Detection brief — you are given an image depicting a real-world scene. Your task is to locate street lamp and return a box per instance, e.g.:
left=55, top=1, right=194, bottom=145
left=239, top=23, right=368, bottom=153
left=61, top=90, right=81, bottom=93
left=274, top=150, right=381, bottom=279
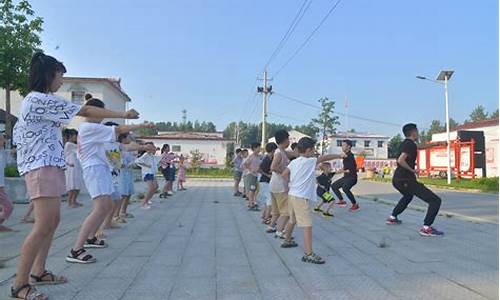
left=417, top=70, right=454, bottom=185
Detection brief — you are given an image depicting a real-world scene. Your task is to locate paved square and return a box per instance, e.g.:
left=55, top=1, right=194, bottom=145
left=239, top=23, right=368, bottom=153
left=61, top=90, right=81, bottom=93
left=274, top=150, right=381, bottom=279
left=0, top=180, right=498, bottom=299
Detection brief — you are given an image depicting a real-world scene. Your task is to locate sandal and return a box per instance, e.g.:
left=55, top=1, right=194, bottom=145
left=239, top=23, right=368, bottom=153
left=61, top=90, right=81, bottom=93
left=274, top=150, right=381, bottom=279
left=65, top=248, right=96, bottom=264
left=302, top=252, right=325, bottom=264
left=30, top=270, right=67, bottom=285
left=11, top=283, right=47, bottom=300
left=281, top=240, right=298, bottom=248
left=84, top=237, right=108, bottom=248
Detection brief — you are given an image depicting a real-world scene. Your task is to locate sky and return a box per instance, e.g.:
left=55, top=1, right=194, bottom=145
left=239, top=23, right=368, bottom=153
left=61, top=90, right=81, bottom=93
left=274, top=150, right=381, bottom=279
left=32, top=0, right=498, bottom=137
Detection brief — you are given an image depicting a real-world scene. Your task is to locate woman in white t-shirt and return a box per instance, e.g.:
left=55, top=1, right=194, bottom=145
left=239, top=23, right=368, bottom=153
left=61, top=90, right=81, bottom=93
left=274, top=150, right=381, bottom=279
left=10, top=52, right=141, bottom=300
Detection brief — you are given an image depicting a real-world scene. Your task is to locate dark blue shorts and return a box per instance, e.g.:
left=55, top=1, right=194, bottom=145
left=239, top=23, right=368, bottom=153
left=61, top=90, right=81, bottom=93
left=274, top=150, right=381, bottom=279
left=162, top=167, right=176, bottom=181
left=143, top=174, right=155, bottom=182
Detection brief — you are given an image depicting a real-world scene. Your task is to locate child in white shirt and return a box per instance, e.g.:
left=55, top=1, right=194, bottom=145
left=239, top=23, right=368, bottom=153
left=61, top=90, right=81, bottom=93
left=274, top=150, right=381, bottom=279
left=66, top=98, right=154, bottom=264
left=282, top=137, right=344, bottom=264
left=135, top=142, right=160, bottom=209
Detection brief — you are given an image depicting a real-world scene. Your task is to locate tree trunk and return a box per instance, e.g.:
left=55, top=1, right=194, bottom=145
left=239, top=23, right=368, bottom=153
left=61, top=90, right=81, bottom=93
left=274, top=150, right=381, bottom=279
left=5, top=85, right=11, bottom=142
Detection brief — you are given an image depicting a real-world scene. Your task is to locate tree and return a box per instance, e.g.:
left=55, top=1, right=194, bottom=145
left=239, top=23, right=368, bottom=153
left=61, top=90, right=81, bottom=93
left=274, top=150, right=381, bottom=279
left=310, top=97, right=340, bottom=154
left=490, top=109, right=499, bottom=119
left=189, top=149, right=203, bottom=169
left=388, top=134, right=403, bottom=158
left=467, top=105, right=488, bottom=123
left=0, top=0, right=43, bottom=138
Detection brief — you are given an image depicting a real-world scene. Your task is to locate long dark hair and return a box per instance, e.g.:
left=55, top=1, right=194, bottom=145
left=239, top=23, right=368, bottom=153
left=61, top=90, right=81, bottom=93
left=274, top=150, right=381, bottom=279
left=28, top=52, right=66, bottom=93
left=161, top=144, right=170, bottom=154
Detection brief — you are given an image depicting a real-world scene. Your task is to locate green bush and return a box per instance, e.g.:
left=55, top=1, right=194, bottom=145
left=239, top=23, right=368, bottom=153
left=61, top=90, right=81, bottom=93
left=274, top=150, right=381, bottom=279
left=186, top=167, right=232, bottom=178
left=4, top=165, right=20, bottom=177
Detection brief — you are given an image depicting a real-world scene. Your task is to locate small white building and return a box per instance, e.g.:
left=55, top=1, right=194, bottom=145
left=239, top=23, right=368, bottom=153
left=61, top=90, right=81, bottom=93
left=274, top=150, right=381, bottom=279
left=139, top=132, right=234, bottom=168
left=327, top=132, right=389, bottom=159
left=432, top=118, right=499, bottom=177
left=0, top=76, right=131, bottom=130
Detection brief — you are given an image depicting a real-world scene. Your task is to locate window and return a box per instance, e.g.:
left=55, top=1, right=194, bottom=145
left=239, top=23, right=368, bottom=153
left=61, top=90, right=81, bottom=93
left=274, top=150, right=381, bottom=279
left=378, top=141, right=384, bottom=148
left=364, top=140, right=371, bottom=148
left=172, top=145, right=181, bottom=152
left=351, top=140, right=357, bottom=147
left=71, top=91, right=86, bottom=105
left=336, top=140, right=342, bottom=147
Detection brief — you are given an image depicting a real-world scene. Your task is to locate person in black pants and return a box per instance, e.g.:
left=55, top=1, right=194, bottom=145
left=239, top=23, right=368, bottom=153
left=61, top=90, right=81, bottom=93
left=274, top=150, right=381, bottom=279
left=331, top=139, right=359, bottom=212
left=386, top=123, right=443, bottom=237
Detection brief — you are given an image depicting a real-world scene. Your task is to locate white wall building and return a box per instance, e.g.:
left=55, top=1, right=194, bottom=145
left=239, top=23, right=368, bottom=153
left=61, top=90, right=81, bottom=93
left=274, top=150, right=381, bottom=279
left=432, top=118, right=499, bottom=177
left=0, top=76, right=131, bottom=130
left=139, top=132, right=234, bottom=168
left=327, top=132, right=389, bottom=159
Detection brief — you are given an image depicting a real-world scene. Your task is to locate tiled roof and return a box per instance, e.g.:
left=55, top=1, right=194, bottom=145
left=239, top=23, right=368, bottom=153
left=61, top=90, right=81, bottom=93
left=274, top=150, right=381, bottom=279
left=139, top=131, right=233, bottom=141
left=64, top=77, right=131, bottom=102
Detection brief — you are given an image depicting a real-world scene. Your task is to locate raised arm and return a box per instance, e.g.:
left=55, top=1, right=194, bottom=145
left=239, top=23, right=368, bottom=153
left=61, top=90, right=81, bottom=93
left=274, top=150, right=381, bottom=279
left=122, top=142, right=156, bottom=153
left=116, top=123, right=155, bottom=135
left=317, top=153, right=345, bottom=164
left=78, top=106, right=140, bottom=120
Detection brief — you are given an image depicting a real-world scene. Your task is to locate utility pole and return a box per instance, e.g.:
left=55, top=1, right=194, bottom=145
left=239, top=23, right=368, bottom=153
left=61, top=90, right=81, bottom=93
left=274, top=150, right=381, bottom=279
left=235, top=122, right=240, bottom=146
left=182, top=109, right=187, bottom=125
left=257, top=70, right=272, bottom=148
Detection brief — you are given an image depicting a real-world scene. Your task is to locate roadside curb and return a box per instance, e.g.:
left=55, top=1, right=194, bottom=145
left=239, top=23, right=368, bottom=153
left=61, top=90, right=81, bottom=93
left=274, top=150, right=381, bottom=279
left=357, top=194, right=499, bottom=225
left=362, top=178, right=498, bottom=194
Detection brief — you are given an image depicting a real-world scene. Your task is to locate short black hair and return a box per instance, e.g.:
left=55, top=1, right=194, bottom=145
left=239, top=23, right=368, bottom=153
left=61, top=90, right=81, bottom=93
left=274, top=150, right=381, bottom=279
left=235, top=148, right=242, bottom=154
left=145, top=142, right=154, bottom=146
left=297, top=137, right=316, bottom=153
left=118, top=132, right=129, bottom=142
left=84, top=93, right=93, bottom=101
left=265, top=142, right=278, bottom=153
left=104, top=121, right=119, bottom=126
left=291, top=142, right=298, bottom=150
left=342, top=139, right=353, bottom=147
left=242, top=149, right=249, bottom=153
left=251, top=142, right=261, bottom=150
left=85, top=98, right=105, bottom=108
left=274, top=130, right=289, bottom=145
left=402, top=123, right=418, bottom=137
left=28, top=52, right=66, bottom=93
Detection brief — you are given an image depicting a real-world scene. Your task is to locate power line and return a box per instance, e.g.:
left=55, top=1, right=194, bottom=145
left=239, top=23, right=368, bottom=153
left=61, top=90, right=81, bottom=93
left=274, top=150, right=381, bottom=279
left=273, top=0, right=343, bottom=78
left=273, top=92, right=402, bottom=127
left=263, top=0, right=312, bottom=71
left=268, top=111, right=310, bottom=123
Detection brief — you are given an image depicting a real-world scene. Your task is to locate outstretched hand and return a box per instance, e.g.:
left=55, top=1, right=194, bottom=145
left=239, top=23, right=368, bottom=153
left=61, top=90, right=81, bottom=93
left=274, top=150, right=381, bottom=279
left=125, top=109, right=140, bottom=119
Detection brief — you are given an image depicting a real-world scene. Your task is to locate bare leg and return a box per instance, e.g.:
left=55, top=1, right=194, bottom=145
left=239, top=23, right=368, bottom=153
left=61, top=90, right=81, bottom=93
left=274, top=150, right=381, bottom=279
left=14, top=198, right=62, bottom=288
left=303, top=226, right=313, bottom=254
left=120, top=195, right=130, bottom=215
left=73, top=196, right=114, bottom=250
left=143, top=182, right=156, bottom=206
left=276, top=215, right=290, bottom=232
left=284, top=221, right=295, bottom=241
left=22, top=202, right=35, bottom=222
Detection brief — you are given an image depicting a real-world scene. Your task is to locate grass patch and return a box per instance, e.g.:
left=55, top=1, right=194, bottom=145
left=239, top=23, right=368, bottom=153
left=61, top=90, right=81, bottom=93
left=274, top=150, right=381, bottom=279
left=186, top=168, right=233, bottom=178
left=366, top=176, right=498, bottom=193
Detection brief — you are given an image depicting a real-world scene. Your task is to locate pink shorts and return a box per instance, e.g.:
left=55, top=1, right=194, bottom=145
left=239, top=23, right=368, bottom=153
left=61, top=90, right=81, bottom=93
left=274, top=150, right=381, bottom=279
left=24, top=167, right=66, bottom=200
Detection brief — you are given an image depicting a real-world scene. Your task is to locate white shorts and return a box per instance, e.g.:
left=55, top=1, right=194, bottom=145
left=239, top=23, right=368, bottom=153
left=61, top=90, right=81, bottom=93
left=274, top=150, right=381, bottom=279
left=258, top=182, right=272, bottom=206
left=83, top=165, right=114, bottom=200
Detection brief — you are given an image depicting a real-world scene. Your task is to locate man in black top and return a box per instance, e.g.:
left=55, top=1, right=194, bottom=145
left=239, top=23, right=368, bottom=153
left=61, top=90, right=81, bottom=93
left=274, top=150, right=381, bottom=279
left=259, top=142, right=277, bottom=224
left=331, top=139, right=360, bottom=212
left=386, top=123, right=443, bottom=237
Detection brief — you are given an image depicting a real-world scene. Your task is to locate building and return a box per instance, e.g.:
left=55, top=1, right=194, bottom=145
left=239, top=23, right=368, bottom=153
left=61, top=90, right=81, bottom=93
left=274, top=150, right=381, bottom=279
left=139, top=131, right=234, bottom=168
left=0, top=76, right=131, bottom=130
left=327, top=131, right=390, bottom=159
left=267, top=130, right=310, bottom=147
left=432, top=118, right=499, bottom=177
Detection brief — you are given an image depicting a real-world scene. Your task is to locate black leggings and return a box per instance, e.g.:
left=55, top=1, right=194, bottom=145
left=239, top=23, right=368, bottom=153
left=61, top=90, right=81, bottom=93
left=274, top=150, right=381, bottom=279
left=331, top=177, right=358, bottom=204
left=392, top=179, right=441, bottom=226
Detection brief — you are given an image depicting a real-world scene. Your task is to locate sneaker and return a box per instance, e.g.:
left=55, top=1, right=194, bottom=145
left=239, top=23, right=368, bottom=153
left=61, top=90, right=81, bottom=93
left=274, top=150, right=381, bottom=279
left=84, top=237, right=108, bottom=249
left=419, top=226, right=444, bottom=237
left=301, top=252, right=325, bottom=264
left=386, top=216, right=402, bottom=225
left=274, top=231, right=284, bottom=239
left=323, top=212, right=334, bottom=217
left=314, top=207, right=323, bottom=213
left=141, top=205, right=151, bottom=210
left=167, top=192, right=174, bottom=196
left=281, top=240, right=298, bottom=248
left=349, top=204, right=360, bottom=212
left=147, top=201, right=153, bottom=205
left=266, top=227, right=276, bottom=233
left=336, top=200, right=347, bottom=207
